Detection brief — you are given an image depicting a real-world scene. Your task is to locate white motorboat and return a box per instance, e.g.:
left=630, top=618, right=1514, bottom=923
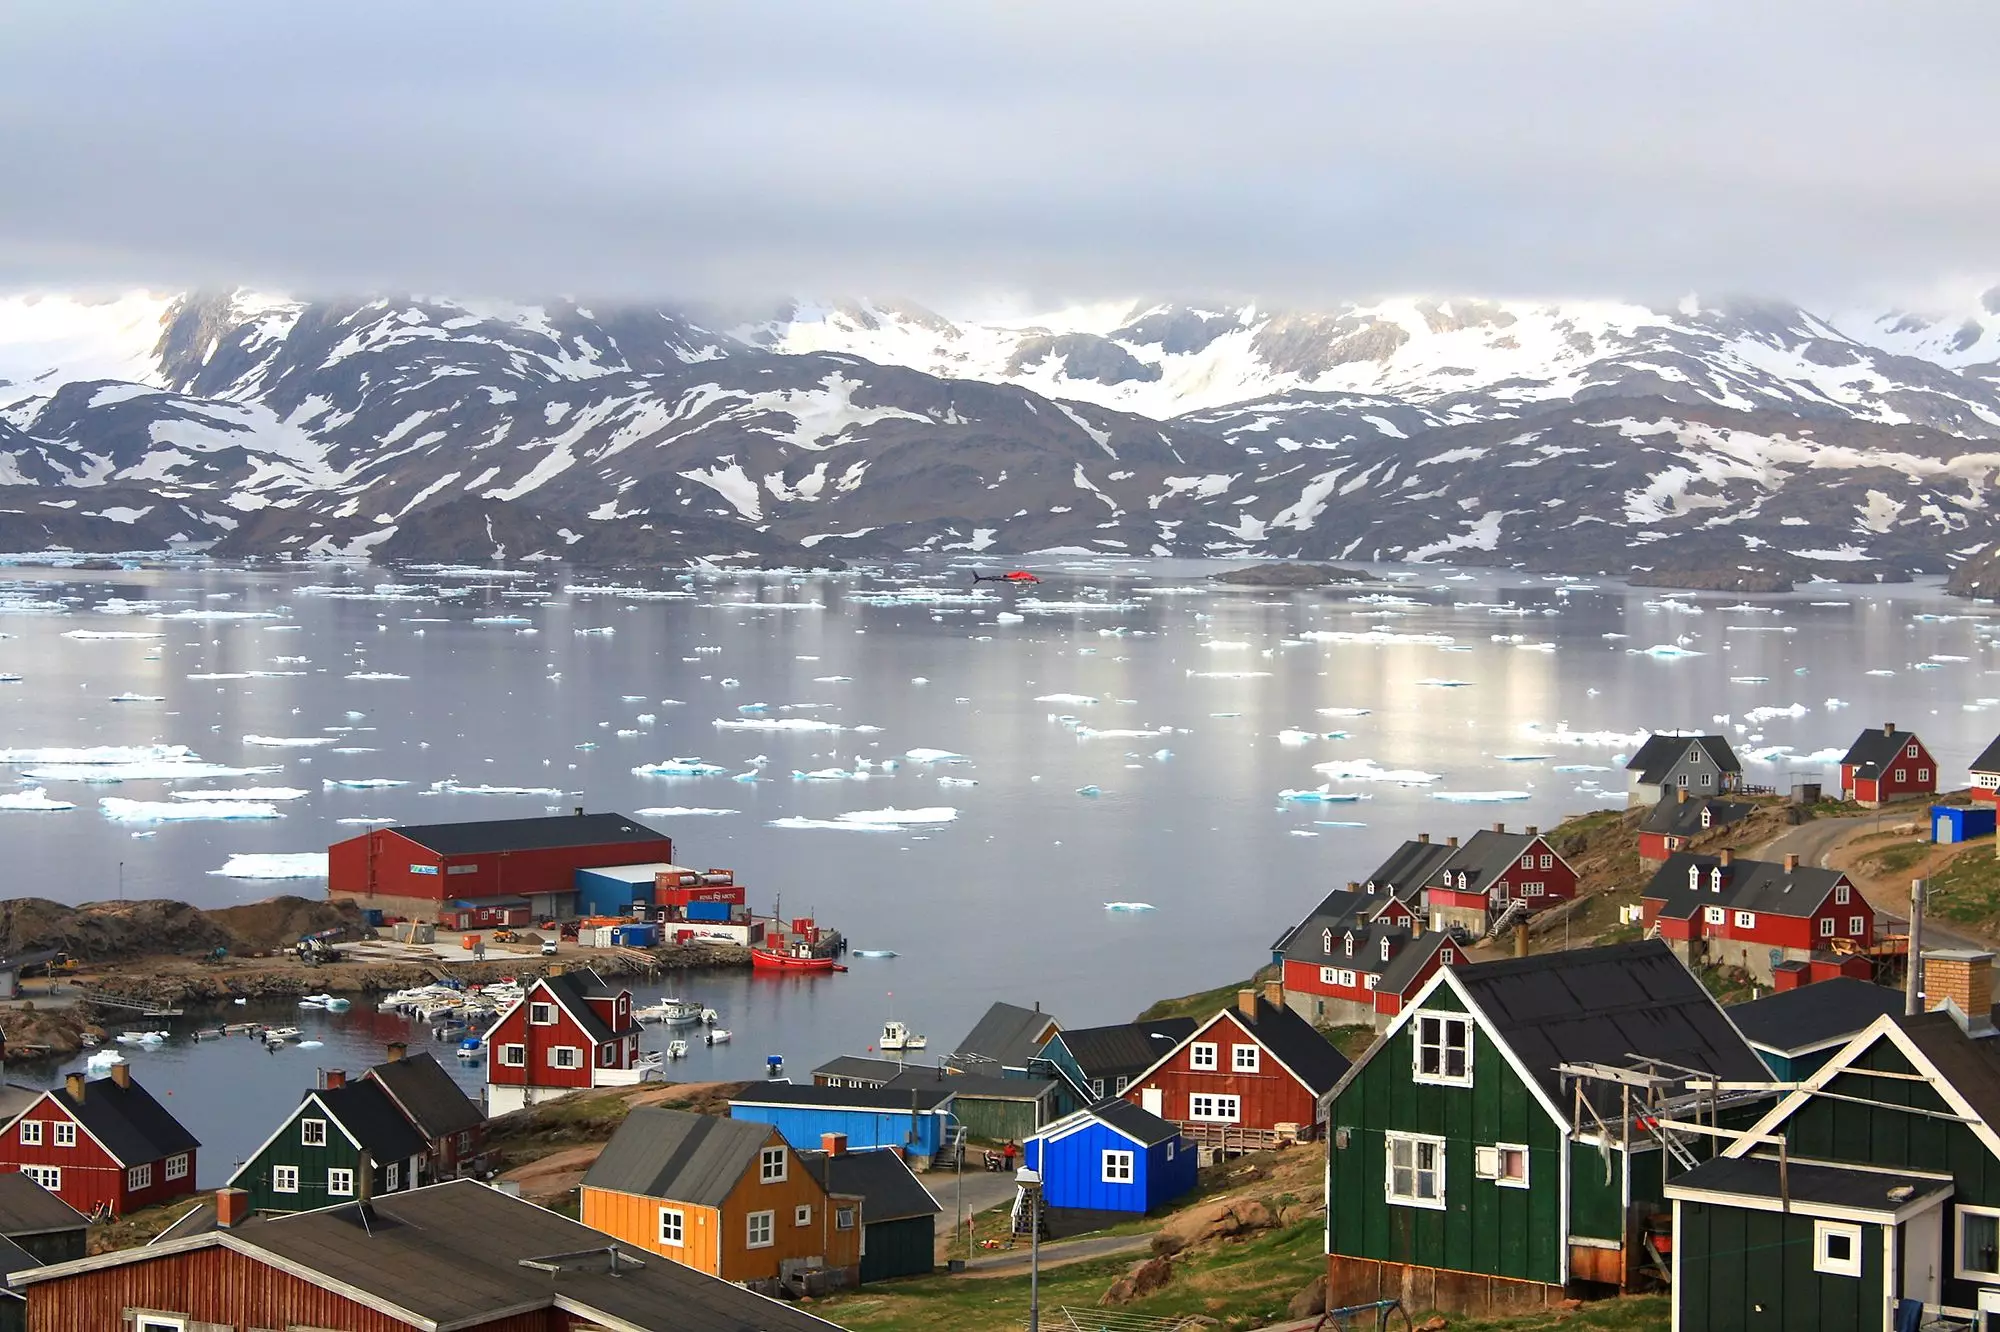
left=666, top=1039, right=689, bottom=1060
left=705, top=1029, right=732, bottom=1045
left=637, top=998, right=704, bottom=1024
left=115, top=1030, right=166, bottom=1047
left=262, top=1026, right=302, bottom=1043
left=879, top=1020, right=926, bottom=1052
left=700, top=1008, right=721, bottom=1026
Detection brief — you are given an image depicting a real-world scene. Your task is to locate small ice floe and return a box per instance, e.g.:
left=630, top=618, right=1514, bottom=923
left=472, top=616, right=532, bottom=626
left=633, top=806, right=739, bottom=817
left=322, top=778, right=409, bottom=789
left=0, top=788, right=74, bottom=811
left=1103, top=901, right=1155, bottom=912
left=715, top=717, right=847, bottom=733
left=1034, top=694, right=1099, bottom=705
left=1278, top=729, right=1351, bottom=745
left=793, top=768, right=865, bottom=781
left=1495, top=754, right=1550, bottom=763
left=1313, top=759, right=1442, bottom=785
left=344, top=672, right=409, bottom=681
left=1072, top=726, right=1175, bottom=741
left=851, top=949, right=899, bottom=958
left=1628, top=644, right=1703, bottom=658
left=1552, top=764, right=1611, bottom=773
left=905, top=748, right=967, bottom=763
left=1416, top=678, right=1473, bottom=687
left=995, top=612, right=1025, bottom=624
left=1290, top=829, right=1320, bottom=837
left=428, top=781, right=565, bottom=797
left=768, top=806, right=958, bottom=831
left=62, top=630, right=162, bottom=640
left=575, top=627, right=615, bottom=636
left=813, top=676, right=853, bottom=683
left=244, top=735, right=337, bottom=748
left=1278, top=786, right=1368, bottom=803
left=1076, top=785, right=1103, bottom=797
left=633, top=758, right=728, bottom=777
left=1185, top=670, right=1272, bottom=679
left=938, top=776, right=978, bottom=787
left=108, top=694, right=164, bottom=702
left=103, top=798, right=281, bottom=821
left=1429, top=790, right=1532, bottom=803
left=173, top=788, right=309, bottom=802
left=1729, top=676, right=1770, bottom=684
left=1317, top=707, right=1373, bottom=717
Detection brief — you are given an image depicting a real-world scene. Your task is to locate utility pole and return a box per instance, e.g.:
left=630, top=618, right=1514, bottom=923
left=1907, top=878, right=1926, bottom=1016
left=1017, top=1166, right=1042, bottom=1332
left=117, top=862, right=124, bottom=901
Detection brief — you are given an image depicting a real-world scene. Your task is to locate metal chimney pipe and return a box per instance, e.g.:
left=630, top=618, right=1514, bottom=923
left=1907, top=879, right=1926, bottom=1017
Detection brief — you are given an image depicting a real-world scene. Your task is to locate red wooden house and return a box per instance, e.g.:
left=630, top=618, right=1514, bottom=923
left=1640, top=848, right=1875, bottom=984
left=1837, top=721, right=1937, bottom=807
left=1424, top=824, right=1579, bottom=937
left=482, top=965, right=646, bottom=1115
left=1969, top=734, right=2000, bottom=805
left=1121, top=984, right=1350, bottom=1148
left=327, top=810, right=673, bottom=921
left=1278, top=891, right=1465, bottom=1029
left=1635, top=789, right=1753, bottom=864
left=0, top=1066, right=198, bottom=1219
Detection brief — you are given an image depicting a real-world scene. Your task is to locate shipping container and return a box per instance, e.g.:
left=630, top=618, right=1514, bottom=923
left=685, top=901, right=733, bottom=923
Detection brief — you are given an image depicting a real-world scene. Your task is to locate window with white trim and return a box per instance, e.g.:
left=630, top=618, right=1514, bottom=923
left=1850, top=916, right=1866, bottom=935
left=163, top=1154, right=188, bottom=1182
left=760, top=1146, right=788, bottom=1183
left=1920, top=769, right=1931, bottom=782
left=133, top=1317, right=186, bottom=1332
left=499, top=1043, right=526, bottom=1068
left=273, top=1164, right=298, bottom=1194
left=747, top=1210, right=775, bottom=1248
left=1188, top=1094, right=1240, bottom=1122
left=1520, top=854, right=1534, bottom=870
left=529, top=1002, right=557, bottom=1026
left=1523, top=882, right=1545, bottom=897
left=1232, top=1045, right=1260, bottom=1073
left=1386, top=1132, right=1445, bottom=1208
left=1102, top=1150, right=1134, bottom=1183
left=128, top=1162, right=152, bottom=1191
left=1379, top=937, right=1391, bottom=963
left=1894, top=769, right=1907, bottom=783
left=1189, top=1043, right=1217, bottom=1071
left=795, top=1203, right=813, bottom=1226
left=1907, top=743, right=1920, bottom=758
left=836, top=1205, right=856, bottom=1230
left=52, top=1122, right=74, bottom=1148
left=1958, top=1205, right=2000, bottom=1281
left=659, top=1206, right=685, bottom=1244
left=1320, top=967, right=1338, bottom=986
left=1733, top=910, right=1756, bottom=929
left=327, top=1168, right=354, bottom=1197
left=1820, top=917, right=1836, bottom=938
left=1413, top=1014, right=1472, bottom=1086
left=550, top=1046, right=581, bottom=1070
left=1476, top=1143, right=1529, bottom=1187
left=1321, top=927, right=1333, bottom=955
left=16, top=1121, right=40, bottom=1146
left=1704, top=905, right=1725, bottom=925
left=1539, top=854, right=1554, bottom=870
left=301, top=1118, right=327, bottom=1147
left=1814, top=1219, right=1863, bottom=1278
left=1835, top=885, right=1851, bottom=905
left=386, top=1162, right=401, bottom=1191
left=1092, top=1078, right=1107, bottom=1098
left=22, top=1166, right=59, bottom=1192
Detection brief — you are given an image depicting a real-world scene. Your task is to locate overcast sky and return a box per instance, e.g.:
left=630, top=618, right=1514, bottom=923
left=2, top=1, right=1995, bottom=313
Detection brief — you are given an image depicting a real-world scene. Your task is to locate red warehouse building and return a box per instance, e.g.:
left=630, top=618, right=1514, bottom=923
left=1640, top=848, right=1876, bottom=984
left=327, top=811, right=673, bottom=921
left=482, top=966, right=647, bottom=1115
left=0, top=1066, right=198, bottom=1219
left=1121, top=984, right=1350, bottom=1149
left=1837, top=721, right=1937, bottom=807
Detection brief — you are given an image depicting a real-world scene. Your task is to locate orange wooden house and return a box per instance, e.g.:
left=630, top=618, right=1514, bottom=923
left=579, top=1107, right=863, bottom=1290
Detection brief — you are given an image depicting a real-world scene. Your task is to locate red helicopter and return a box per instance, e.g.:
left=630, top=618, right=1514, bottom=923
left=970, top=570, right=1041, bottom=585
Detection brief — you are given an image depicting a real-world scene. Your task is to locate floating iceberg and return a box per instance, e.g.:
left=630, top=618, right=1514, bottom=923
left=1429, top=790, right=1532, bottom=803
left=102, top=798, right=282, bottom=821
left=1416, top=678, right=1472, bottom=688
left=1316, top=707, right=1373, bottom=717
left=62, top=630, right=162, bottom=640
left=633, top=807, right=739, bottom=817
left=768, top=806, right=958, bottom=831
left=209, top=852, right=330, bottom=878
left=1103, top=902, right=1155, bottom=912
left=108, top=694, right=164, bottom=702
left=1628, top=644, right=1704, bottom=658
left=0, top=744, right=201, bottom=766
left=905, top=748, right=967, bottom=763
left=244, top=736, right=337, bottom=748
left=173, top=788, right=309, bottom=802
left=1076, top=785, right=1102, bottom=797
left=1185, top=670, right=1272, bottom=679
left=714, top=717, right=848, bottom=733
left=322, top=777, right=409, bottom=789
left=633, top=758, right=728, bottom=777
left=1312, top=759, right=1441, bottom=785
left=0, top=788, right=74, bottom=811
left=1033, top=694, right=1099, bottom=705
left=1278, top=786, right=1368, bottom=803
left=344, top=672, right=410, bottom=681
left=428, top=781, right=565, bottom=797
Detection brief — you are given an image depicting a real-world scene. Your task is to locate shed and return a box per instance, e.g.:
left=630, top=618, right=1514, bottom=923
left=881, top=1069, right=1058, bottom=1143
left=439, top=897, right=531, bottom=930
left=728, top=1084, right=957, bottom=1164
left=948, top=1002, right=1062, bottom=1078
left=1932, top=804, right=1997, bottom=844
left=1024, top=1101, right=1194, bottom=1216
left=1727, top=977, right=1908, bottom=1081
left=574, top=863, right=675, bottom=918
left=800, top=1140, right=941, bottom=1282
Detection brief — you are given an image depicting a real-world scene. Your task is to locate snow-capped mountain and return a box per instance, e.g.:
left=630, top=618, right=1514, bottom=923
left=4, top=286, right=2000, bottom=580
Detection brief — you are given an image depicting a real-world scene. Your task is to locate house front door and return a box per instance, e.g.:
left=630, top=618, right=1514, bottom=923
left=1141, top=1088, right=1163, bottom=1116
left=1903, top=1203, right=1943, bottom=1308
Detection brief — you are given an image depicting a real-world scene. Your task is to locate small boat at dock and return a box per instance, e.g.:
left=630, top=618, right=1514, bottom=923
left=666, top=1039, right=689, bottom=1060
left=636, top=999, right=704, bottom=1024
left=705, top=1029, right=731, bottom=1045
left=750, top=947, right=846, bottom=973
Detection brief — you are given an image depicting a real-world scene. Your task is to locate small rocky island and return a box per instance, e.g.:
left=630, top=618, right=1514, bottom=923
left=1209, top=561, right=1368, bottom=588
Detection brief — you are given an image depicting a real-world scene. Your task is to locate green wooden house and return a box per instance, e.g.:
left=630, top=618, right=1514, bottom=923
left=801, top=1142, right=942, bottom=1282
left=1323, top=940, right=1773, bottom=1317
left=224, top=1072, right=429, bottom=1215
left=1670, top=1005, right=2000, bottom=1330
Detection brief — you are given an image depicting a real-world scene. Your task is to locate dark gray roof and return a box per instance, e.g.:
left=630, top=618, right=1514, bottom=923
left=951, top=1002, right=1061, bottom=1071
left=0, top=1173, right=85, bottom=1237
left=1895, top=1011, right=2000, bottom=1131
left=1435, top=829, right=1552, bottom=892
left=1670, top=1156, right=1950, bottom=1216
left=1046, top=1020, right=1197, bottom=1083
left=1375, top=932, right=1459, bottom=996
left=314, top=1081, right=430, bottom=1164
left=149, top=1201, right=215, bottom=1245
left=811, top=1055, right=905, bottom=1086
left=1452, top=940, right=1770, bottom=1107
left=731, top=1084, right=954, bottom=1113
left=38, top=1179, right=844, bottom=1331
left=48, top=1074, right=199, bottom=1166
left=1193, top=998, right=1351, bottom=1096
left=1728, top=979, right=1907, bottom=1056
left=539, top=969, right=626, bottom=1044
left=1360, top=839, right=1458, bottom=898
left=1644, top=852, right=1850, bottom=922
left=1283, top=909, right=1423, bottom=971
left=1626, top=734, right=1742, bottom=784
left=1637, top=795, right=1754, bottom=839
left=1085, top=1098, right=1182, bottom=1148
left=584, top=1108, right=778, bottom=1207
left=1974, top=735, right=2000, bottom=776
left=0, top=1231, right=35, bottom=1288
left=388, top=812, right=668, bottom=857
left=366, top=1052, right=484, bottom=1142
left=880, top=1069, right=1056, bottom=1102
left=1840, top=725, right=1924, bottom=778
left=799, top=1147, right=940, bottom=1224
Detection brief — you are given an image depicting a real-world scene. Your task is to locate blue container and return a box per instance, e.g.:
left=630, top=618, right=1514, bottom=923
left=685, top=901, right=732, bottom=923
left=363, top=908, right=384, bottom=927
left=611, top=923, right=659, bottom=947
left=1933, top=805, right=1997, bottom=844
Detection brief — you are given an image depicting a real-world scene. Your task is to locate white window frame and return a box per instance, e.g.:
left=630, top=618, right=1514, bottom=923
left=1189, top=1042, right=1217, bottom=1071
left=132, top=1316, right=187, bottom=1332
left=272, top=1164, right=299, bottom=1194
left=1413, top=1014, right=1473, bottom=1087
left=1320, top=966, right=1339, bottom=986
left=1920, top=768, right=1931, bottom=783
left=1894, top=769, right=1907, bottom=783
left=1540, top=854, right=1554, bottom=869
left=529, top=1002, right=557, bottom=1026
left=1188, top=1093, right=1240, bottom=1123
left=386, top=1161, right=401, bottom=1191
left=163, top=1153, right=188, bottom=1182
left=1907, top=743, right=1920, bottom=758
left=499, top=1043, right=526, bottom=1068
left=16, top=1120, right=40, bottom=1147
left=1820, top=917, right=1836, bottom=938
left=1102, top=1150, right=1134, bottom=1183
left=52, top=1122, right=75, bottom=1149
left=23, top=1166, right=59, bottom=1192
left=1958, top=1205, right=2000, bottom=1281
left=127, top=1163, right=152, bottom=1192
left=327, top=1168, right=355, bottom=1197
left=747, top=1209, right=775, bottom=1249
left=1835, top=885, right=1851, bottom=905
left=1385, top=1131, right=1446, bottom=1210
left=1850, top=916, right=1866, bottom=935
left=760, top=1146, right=788, bottom=1183
left=1232, top=1044, right=1260, bottom=1073
left=1704, top=905, right=1725, bottom=925
left=795, top=1203, right=813, bottom=1226
left=1475, top=1143, right=1531, bottom=1188
left=301, top=1118, right=328, bottom=1147
left=1814, top=1219, right=1864, bottom=1278
left=1092, top=1077, right=1106, bottom=1098
left=550, top=1046, right=581, bottom=1070
left=659, top=1206, right=684, bottom=1245
left=1733, top=910, right=1756, bottom=929
left=1379, top=937, right=1391, bottom=963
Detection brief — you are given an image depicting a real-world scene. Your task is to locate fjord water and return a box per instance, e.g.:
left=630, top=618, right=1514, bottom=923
left=0, top=560, right=1989, bottom=1183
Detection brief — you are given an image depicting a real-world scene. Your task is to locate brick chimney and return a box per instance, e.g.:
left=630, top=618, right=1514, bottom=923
left=385, top=1042, right=407, bottom=1062
left=548, top=963, right=566, bottom=977
left=1884, top=722, right=1897, bottom=737
left=356, top=1150, right=375, bottom=1204
left=821, top=1132, right=847, bottom=1156
left=1237, top=988, right=1257, bottom=1018
left=1719, top=848, right=1734, bottom=867
left=322, top=1069, right=346, bottom=1090
left=1263, top=980, right=1284, bottom=1010
left=1783, top=853, right=1800, bottom=873
left=1925, top=951, right=1994, bottom=1029
left=64, top=1073, right=84, bottom=1103
left=1447, top=835, right=1459, bottom=848
left=1678, top=787, right=1689, bottom=804
left=215, top=1187, right=250, bottom=1228
left=1492, top=822, right=1506, bottom=835
left=1418, top=832, right=1430, bottom=844
left=1526, top=825, right=1538, bottom=837
left=109, top=1062, right=130, bottom=1090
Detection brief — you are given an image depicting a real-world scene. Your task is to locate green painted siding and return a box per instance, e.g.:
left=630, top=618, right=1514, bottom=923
left=859, top=1214, right=936, bottom=1282
left=1326, top=990, right=1564, bottom=1285
left=950, top=1097, right=1042, bottom=1145
left=1677, top=1202, right=1882, bottom=1332
left=230, top=1105, right=407, bottom=1215
left=1569, top=1141, right=1622, bottom=1241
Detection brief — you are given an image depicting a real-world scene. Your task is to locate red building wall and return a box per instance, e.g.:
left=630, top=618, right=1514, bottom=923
left=485, top=979, right=634, bottom=1092
left=0, top=1097, right=195, bottom=1218
left=1638, top=832, right=1687, bottom=863
left=1844, top=739, right=1938, bottom=804
left=328, top=829, right=675, bottom=905
left=22, top=1244, right=565, bottom=1332
left=1122, top=1012, right=1318, bottom=1133
left=1639, top=883, right=1871, bottom=951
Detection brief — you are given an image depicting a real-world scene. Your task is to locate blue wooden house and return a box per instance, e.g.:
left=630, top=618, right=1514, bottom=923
left=1024, top=1101, right=1195, bottom=1216
left=728, top=1083, right=958, bottom=1165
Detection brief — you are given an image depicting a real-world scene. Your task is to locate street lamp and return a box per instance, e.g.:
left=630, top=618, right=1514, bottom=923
left=1015, top=1166, right=1042, bottom=1332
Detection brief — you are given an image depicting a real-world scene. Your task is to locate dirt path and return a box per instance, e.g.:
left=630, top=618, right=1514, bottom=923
left=955, top=1232, right=1154, bottom=1278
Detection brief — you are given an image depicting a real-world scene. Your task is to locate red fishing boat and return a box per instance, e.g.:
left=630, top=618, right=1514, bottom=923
left=751, top=946, right=847, bottom=973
